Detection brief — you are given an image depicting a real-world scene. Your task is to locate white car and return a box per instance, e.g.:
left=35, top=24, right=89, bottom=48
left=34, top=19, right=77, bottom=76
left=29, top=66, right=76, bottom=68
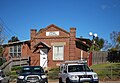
left=59, top=60, right=99, bottom=83
left=0, top=70, right=9, bottom=83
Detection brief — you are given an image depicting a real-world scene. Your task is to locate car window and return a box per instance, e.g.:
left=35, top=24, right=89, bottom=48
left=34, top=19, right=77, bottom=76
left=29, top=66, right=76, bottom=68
left=33, top=67, right=44, bottom=73
left=22, top=68, right=31, bottom=73
left=68, top=65, right=91, bottom=72
left=21, top=67, right=44, bottom=73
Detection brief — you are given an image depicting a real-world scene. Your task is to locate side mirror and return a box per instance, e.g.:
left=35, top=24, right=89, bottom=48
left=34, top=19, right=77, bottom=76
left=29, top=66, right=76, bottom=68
left=45, top=70, right=48, bottom=73
left=91, top=69, right=93, bottom=72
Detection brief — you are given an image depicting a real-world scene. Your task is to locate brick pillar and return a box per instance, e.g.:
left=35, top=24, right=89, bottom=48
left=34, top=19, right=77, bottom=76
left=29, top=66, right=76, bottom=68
left=30, top=29, right=37, bottom=40
left=69, top=28, right=76, bottom=60
left=30, top=29, right=37, bottom=52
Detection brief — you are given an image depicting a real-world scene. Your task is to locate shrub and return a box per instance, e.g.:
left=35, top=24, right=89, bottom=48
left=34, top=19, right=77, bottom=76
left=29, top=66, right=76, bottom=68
left=11, top=66, right=21, bottom=71
left=48, top=67, right=59, bottom=80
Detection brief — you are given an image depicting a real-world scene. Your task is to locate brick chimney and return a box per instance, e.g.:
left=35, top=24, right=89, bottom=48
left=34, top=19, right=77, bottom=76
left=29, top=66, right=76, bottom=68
left=69, top=28, right=76, bottom=60
left=30, top=29, right=37, bottom=40
left=30, top=29, right=37, bottom=52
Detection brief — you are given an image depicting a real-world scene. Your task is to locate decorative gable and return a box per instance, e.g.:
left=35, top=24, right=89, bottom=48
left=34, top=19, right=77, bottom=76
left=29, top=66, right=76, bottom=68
left=35, top=24, right=70, bottom=38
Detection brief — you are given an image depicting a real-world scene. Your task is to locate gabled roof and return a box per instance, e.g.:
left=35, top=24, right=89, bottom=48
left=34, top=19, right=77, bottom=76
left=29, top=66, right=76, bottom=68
left=37, top=24, right=70, bottom=35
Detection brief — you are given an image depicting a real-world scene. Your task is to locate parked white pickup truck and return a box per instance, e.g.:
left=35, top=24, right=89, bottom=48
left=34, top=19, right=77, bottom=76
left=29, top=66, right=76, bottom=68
left=0, top=70, right=9, bottom=83
left=59, top=60, right=99, bottom=83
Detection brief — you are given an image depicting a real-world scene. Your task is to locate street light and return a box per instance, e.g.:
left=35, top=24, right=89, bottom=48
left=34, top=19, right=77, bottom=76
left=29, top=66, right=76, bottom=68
left=89, top=32, right=98, bottom=51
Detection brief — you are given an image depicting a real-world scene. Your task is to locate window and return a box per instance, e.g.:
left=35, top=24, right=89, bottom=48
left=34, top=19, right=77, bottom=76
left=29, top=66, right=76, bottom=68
left=9, top=45, right=21, bottom=57
left=68, top=65, right=91, bottom=72
left=53, top=46, right=64, bottom=60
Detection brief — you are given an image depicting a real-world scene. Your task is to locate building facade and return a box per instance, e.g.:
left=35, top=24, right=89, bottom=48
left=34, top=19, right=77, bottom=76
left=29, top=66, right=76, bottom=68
left=2, top=24, right=91, bottom=68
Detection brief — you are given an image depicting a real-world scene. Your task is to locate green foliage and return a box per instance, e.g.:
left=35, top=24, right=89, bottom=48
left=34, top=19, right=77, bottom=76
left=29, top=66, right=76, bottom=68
left=0, top=57, right=6, bottom=66
left=110, top=31, right=120, bottom=51
left=107, top=51, right=120, bottom=62
left=0, top=46, right=2, bottom=57
left=89, top=37, right=105, bottom=51
left=0, top=61, right=3, bottom=66
left=48, top=67, right=59, bottom=79
left=8, top=36, right=19, bottom=43
left=11, top=66, right=22, bottom=71
left=94, top=37, right=105, bottom=50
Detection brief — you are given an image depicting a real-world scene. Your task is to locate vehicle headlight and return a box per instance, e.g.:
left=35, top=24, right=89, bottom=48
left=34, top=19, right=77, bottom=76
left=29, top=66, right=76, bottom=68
left=0, top=77, right=4, bottom=80
left=93, top=74, right=98, bottom=79
left=41, top=75, right=47, bottom=79
left=18, top=76, right=24, bottom=79
left=69, top=75, right=78, bottom=79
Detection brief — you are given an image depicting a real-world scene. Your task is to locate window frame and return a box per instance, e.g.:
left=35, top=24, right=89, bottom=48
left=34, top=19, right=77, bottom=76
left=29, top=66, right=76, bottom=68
left=53, top=45, right=64, bottom=60
left=9, top=45, right=22, bottom=57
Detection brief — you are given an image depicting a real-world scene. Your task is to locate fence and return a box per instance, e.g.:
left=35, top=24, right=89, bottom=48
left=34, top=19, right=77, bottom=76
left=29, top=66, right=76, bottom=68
left=93, top=68, right=120, bottom=80
left=92, top=51, right=108, bottom=65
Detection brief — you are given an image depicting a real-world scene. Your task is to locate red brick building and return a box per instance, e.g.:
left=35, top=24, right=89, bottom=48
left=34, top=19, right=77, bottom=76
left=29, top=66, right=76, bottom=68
left=2, top=24, right=91, bottom=68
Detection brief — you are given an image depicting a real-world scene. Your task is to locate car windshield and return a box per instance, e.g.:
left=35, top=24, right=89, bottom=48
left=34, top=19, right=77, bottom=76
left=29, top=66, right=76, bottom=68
left=21, top=66, right=44, bottom=74
left=68, top=65, right=91, bottom=72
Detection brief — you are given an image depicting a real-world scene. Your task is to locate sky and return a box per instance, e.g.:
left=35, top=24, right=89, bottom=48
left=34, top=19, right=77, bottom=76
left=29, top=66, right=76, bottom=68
left=0, top=0, right=120, bottom=43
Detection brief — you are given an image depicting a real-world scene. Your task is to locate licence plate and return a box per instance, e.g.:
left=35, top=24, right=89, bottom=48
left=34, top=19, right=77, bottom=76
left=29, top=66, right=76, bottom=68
left=30, top=80, right=36, bottom=82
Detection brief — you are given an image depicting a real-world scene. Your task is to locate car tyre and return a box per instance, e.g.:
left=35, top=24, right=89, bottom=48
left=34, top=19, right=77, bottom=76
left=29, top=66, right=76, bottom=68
left=90, top=81, right=99, bottom=83
left=59, top=78, right=63, bottom=83
left=66, top=78, right=71, bottom=83
left=7, top=80, right=9, bottom=83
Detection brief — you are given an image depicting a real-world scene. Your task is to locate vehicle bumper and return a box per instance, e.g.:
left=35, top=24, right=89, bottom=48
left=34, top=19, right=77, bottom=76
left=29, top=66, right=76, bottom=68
left=17, top=78, right=48, bottom=83
left=69, top=78, right=99, bottom=83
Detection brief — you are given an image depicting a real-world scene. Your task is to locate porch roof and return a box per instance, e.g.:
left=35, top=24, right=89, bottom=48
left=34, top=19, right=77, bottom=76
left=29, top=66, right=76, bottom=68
left=34, top=42, right=51, bottom=48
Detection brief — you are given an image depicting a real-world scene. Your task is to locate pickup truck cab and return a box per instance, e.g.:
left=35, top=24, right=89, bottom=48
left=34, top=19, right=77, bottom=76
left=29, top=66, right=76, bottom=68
left=59, top=60, right=99, bottom=83
left=0, top=70, right=9, bottom=83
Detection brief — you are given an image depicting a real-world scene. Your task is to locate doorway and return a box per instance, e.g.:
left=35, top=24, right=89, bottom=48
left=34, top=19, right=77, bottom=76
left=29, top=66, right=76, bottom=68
left=40, top=48, right=48, bottom=68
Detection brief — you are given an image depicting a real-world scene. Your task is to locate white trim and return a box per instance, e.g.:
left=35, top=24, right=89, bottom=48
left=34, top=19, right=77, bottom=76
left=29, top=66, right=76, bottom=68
left=53, top=45, right=64, bottom=60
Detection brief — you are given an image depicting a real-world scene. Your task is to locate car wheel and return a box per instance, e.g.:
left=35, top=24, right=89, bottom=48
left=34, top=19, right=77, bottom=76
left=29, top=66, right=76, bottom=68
left=59, top=78, right=63, bottom=83
left=66, top=78, right=71, bottom=83
left=7, top=80, right=9, bottom=83
left=94, top=81, right=99, bottom=83
left=90, top=81, right=99, bottom=83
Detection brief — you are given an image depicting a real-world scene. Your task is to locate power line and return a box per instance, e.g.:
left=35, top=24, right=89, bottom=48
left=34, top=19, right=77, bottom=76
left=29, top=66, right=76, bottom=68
left=0, top=17, right=28, bottom=40
left=0, top=22, right=13, bottom=37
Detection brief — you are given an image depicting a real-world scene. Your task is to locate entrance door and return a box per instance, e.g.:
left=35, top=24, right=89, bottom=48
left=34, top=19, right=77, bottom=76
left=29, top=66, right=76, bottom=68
left=40, top=48, right=48, bottom=68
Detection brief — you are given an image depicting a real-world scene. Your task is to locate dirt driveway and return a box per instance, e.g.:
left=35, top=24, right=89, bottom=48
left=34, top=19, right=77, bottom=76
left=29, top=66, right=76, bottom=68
left=49, top=79, right=120, bottom=83
left=10, top=79, right=120, bottom=83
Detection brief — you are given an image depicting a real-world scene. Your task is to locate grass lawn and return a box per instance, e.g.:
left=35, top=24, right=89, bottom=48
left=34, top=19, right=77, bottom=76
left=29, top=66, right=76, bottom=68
left=90, top=63, right=120, bottom=81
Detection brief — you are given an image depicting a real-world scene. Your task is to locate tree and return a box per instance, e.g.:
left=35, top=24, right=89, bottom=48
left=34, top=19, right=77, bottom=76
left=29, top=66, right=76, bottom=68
left=102, top=40, right=112, bottom=51
left=8, top=36, right=19, bottom=43
left=109, top=31, right=120, bottom=51
left=90, top=37, right=105, bottom=51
